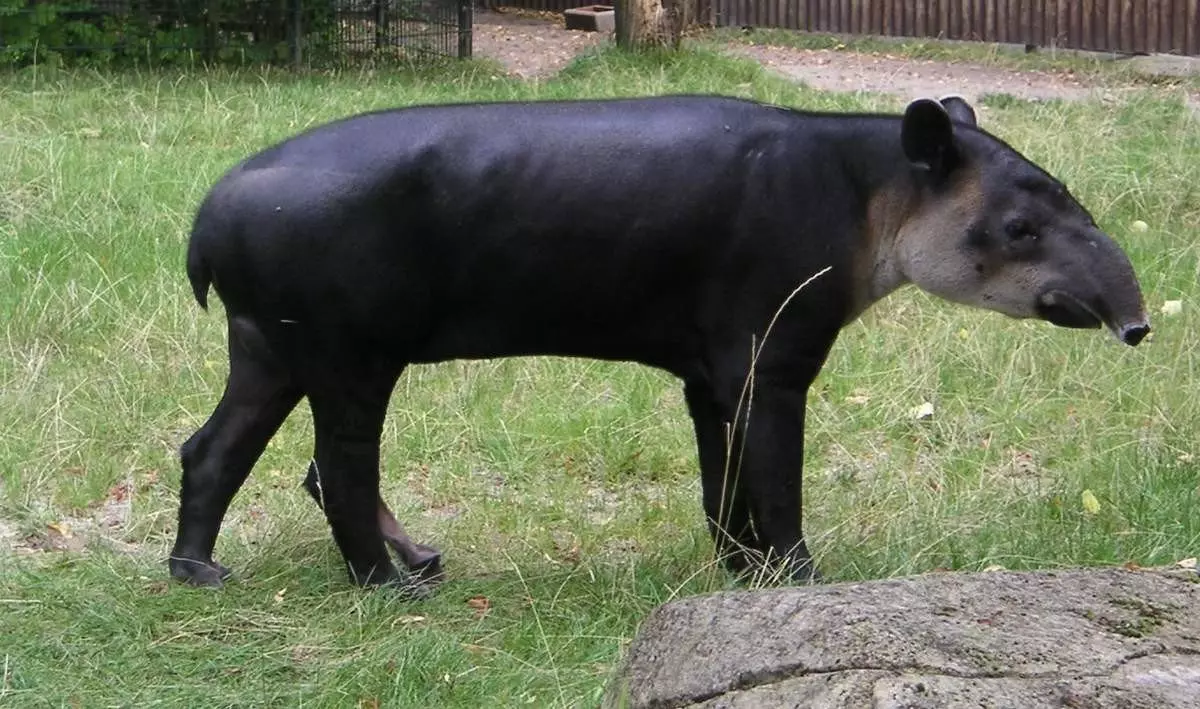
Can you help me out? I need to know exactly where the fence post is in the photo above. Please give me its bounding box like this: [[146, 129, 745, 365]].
[[375, 1, 388, 50], [203, 0, 218, 64], [289, 0, 303, 68], [458, 0, 473, 58]]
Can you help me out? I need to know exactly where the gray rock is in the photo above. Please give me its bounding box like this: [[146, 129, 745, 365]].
[[1126, 54, 1200, 79], [605, 568, 1200, 709]]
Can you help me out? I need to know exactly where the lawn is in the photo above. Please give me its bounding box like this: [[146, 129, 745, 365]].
[[1, 45, 1198, 707]]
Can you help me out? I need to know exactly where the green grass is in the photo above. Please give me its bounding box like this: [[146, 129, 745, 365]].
[[1, 44, 1199, 707]]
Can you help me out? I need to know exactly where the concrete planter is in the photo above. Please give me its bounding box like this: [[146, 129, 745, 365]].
[[564, 5, 615, 33]]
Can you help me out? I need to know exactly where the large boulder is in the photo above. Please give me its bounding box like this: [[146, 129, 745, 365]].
[[606, 568, 1200, 708]]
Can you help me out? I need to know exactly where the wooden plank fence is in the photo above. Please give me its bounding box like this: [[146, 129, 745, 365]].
[[707, 0, 1199, 55], [495, 0, 1200, 55]]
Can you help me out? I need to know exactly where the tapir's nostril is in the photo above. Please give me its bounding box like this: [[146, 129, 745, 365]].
[[1120, 322, 1150, 347]]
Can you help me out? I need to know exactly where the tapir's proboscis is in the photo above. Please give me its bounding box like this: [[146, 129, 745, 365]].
[[171, 94, 1149, 597]]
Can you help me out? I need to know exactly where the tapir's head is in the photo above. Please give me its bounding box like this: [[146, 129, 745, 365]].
[[891, 96, 1150, 346]]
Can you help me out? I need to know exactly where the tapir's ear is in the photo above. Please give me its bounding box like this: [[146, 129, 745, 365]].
[[901, 98, 957, 177], [938, 94, 978, 127]]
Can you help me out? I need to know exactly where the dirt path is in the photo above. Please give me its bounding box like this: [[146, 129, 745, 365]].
[[472, 9, 1197, 107], [727, 43, 1101, 102], [473, 9, 605, 79]]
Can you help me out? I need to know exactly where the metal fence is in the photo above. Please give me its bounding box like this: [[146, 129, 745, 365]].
[[0, 0, 474, 66], [318, 0, 472, 60]]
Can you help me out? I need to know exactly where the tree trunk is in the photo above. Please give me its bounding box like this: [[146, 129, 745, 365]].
[[615, 0, 693, 50]]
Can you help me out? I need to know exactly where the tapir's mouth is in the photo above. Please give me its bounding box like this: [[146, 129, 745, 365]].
[[1036, 290, 1151, 346], [1036, 290, 1103, 330]]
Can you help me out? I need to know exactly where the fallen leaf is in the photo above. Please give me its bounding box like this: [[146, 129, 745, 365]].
[[1175, 557, 1197, 570], [1123, 561, 1142, 571], [274, 587, 287, 604], [982, 564, 1006, 572], [358, 699, 380, 709], [47, 521, 71, 537], [107, 482, 131, 503], [391, 615, 426, 627], [1160, 300, 1182, 316], [845, 394, 870, 405], [466, 595, 491, 618], [910, 401, 935, 420], [1081, 489, 1101, 515]]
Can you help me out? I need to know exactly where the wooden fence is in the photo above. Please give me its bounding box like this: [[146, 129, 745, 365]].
[[497, 0, 1200, 56], [708, 0, 1199, 55]]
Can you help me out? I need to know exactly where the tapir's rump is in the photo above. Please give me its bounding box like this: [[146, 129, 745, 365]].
[[170, 95, 1148, 595]]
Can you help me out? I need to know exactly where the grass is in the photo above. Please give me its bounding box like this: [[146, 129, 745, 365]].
[[1, 41, 1199, 707]]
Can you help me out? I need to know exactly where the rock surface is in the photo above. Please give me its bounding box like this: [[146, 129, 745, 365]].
[[605, 568, 1200, 708]]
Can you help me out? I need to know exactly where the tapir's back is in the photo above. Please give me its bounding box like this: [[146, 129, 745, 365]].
[[241, 95, 795, 176]]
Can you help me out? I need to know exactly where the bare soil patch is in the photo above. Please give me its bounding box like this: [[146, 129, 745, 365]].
[[473, 9, 606, 78], [473, 9, 1198, 107], [728, 42, 1101, 102]]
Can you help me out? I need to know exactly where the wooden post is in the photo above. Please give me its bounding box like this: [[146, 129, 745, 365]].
[[615, 0, 635, 48], [616, 0, 691, 49]]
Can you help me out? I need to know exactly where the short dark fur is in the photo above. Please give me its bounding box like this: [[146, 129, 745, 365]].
[[170, 95, 1147, 593]]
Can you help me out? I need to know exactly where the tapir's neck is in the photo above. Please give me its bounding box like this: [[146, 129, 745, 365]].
[[812, 120, 917, 323]]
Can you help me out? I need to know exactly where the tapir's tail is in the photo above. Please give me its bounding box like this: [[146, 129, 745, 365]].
[[185, 224, 212, 310]]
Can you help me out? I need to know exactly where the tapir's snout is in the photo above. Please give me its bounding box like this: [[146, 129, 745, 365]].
[[1035, 283, 1150, 347], [1082, 229, 1151, 347], [1034, 275, 1149, 347], [1119, 321, 1151, 347], [1026, 221, 1150, 348]]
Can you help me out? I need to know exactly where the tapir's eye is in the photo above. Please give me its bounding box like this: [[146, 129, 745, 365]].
[[1005, 221, 1036, 242]]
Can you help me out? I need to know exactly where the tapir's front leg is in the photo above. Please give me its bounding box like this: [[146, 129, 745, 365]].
[[737, 382, 819, 583], [685, 381, 762, 573]]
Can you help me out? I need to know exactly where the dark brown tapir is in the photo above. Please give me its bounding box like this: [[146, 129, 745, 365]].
[[171, 94, 1150, 597]]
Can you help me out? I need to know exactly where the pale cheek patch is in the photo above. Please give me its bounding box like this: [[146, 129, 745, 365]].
[[979, 266, 1042, 318]]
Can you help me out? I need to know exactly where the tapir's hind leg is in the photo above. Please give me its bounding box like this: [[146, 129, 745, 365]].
[[302, 464, 444, 584], [684, 381, 762, 574], [303, 362, 429, 598], [170, 316, 302, 587]]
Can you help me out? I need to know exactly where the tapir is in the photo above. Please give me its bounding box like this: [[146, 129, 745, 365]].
[[170, 94, 1150, 597]]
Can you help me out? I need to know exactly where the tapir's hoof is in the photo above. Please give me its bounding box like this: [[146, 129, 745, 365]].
[[169, 557, 233, 588], [790, 562, 823, 585], [349, 561, 437, 600], [399, 542, 445, 585], [359, 567, 437, 601], [388, 575, 437, 601]]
